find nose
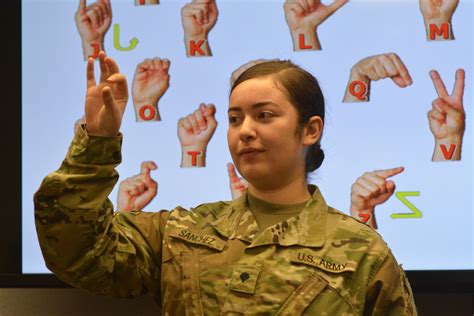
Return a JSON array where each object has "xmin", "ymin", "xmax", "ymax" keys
[{"xmin": 238, "ymin": 117, "xmax": 257, "ymax": 142}]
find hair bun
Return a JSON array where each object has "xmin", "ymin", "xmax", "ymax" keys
[{"xmin": 306, "ymin": 144, "xmax": 324, "ymax": 172}]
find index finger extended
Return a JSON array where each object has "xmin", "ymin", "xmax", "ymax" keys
[
  {"xmin": 227, "ymin": 163, "xmax": 240, "ymax": 183},
  {"xmin": 86, "ymin": 57, "xmax": 96, "ymax": 88},
  {"xmin": 429, "ymin": 70, "xmax": 449, "ymax": 98},
  {"xmin": 78, "ymin": 0, "xmax": 87, "ymax": 14},
  {"xmin": 374, "ymin": 166, "xmax": 404, "ymax": 179}
]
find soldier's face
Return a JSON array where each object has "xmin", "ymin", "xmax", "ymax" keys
[{"xmin": 227, "ymin": 76, "xmax": 307, "ymax": 189}]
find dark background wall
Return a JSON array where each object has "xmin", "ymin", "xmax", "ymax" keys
[{"xmin": 0, "ymin": 289, "xmax": 472, "ymax": 315}]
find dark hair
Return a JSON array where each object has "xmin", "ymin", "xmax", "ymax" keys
[{"xmin": 230, "ymin": 60, "xmax": 325, "ymax": 173}]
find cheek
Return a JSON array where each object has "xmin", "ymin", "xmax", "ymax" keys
[{"xmin": 227, "ymin": 129, "xmax": 237, "ymax": 153}]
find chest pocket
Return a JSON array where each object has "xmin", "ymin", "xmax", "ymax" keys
[
  {"xmin": 162, "ymin": 227, "xmax": 228, "ymax": 316},
  {"xmin": 286, "ymin": 250, "xmax": 358, "ymax": 314}
]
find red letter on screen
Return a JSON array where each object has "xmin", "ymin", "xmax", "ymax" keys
[
  {"xmin": 89, "ymin": 43, "xmax": 99, "ymax": 59},
  {"xmin": 298, "ymin": 34, "xmax": 312, "ymax": 50},
  {"xmin": 139, "ymin": 105, "xmax": 156, "ymax": 121},
  {"xmin": 440, "ymin": 144, "xmax": 456, "ymax": 160},
  {"xmin": 189, "ymin": 40, "xmax": 205, "ymax": 56},
  {"xmin": 429, "ymin": 23, "xmax": 450, "ymax": 40},
  {"xmin": 187, "ymin": 151, "xmax": 202, "ymax": 166},
  {"xmin": 349, "ymin": 80, "xmax": 367, "ymax": 101}
]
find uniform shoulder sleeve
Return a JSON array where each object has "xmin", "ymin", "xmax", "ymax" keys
[
  {"xmin": 364, "ymin": 250, "xmax": 418, "ymax": 316},
  {"xmin": 34, "ymin": 126, "xmax": 168, "ymax": 298}
]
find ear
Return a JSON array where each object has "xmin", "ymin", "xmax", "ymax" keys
[{"xmin": 302, "ymin": 116, "xmax": 323, "ymax": 146}]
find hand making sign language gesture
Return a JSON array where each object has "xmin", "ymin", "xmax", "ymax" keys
[
  {"xmin": 343, "ymin": 53, "xmax": 412, "ymax": 102},
  {"xmin": 75, "ymin": 0, "xmax": 112, "ymax": 60},
  {"xmin": 428, "ymin": 69, "xmax": 466, "ymax": 161},
  {"xmin": 350, "ymin": 167, "xmax": 405, "ymax": 229},
  {"xmin": 227, "ymin": 162, "xmax": 248, "ymax": 200},
  {"xmin": 419, "ymin": 0, "xmax": 459, "ymax": 40},
  {"xmin": 132, "ymin": 58, "xmax": 171, "ymax": 122},
  {"xmin": 84, "ymin": 51, "xmax": 128, "ymax": 137},
  {"xmin": 284, "ymin": 0, "xmax": 348, "ymax": 51},
  {"xmin": 178, "ymin": 103, "xmax": 218, "ymax": 167},
  {"xmin": 181, "ymin": 0, "xmax": 219, "ymax": 57},
  {"xmin": 117, "ymin": 161, "xmax": 158, "ymax": 212}
]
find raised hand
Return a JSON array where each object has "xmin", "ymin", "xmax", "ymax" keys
[
  {"xmin": 85, "ymin": 51, "xmax": 128, "ymax": 137},
  {"xmin": 178, "ymin": 103, "xmax": 218, "ymax": 167},
  {"xmin": 350, "ymin": 167, "xmax": 404, "ymax": 229},
  {"xmin": 117, "ymin": 161, "xmax": 158, "ymax": 212},
  {"xmin": 181, "ymin": 0, "xmax": 218, "ymax": 56},
  {"xmin": 132, "ymin": 58, "xmax": 171, "ymax": 122},
  {"xmin": 428, "ymin": 69, "xmax": 465, "ymax": 161},
  {"xmin": 227, "ymin": 162, "xmax": 248, "ymax": 200},
  {"xmin": 343, "ymin": 53, "xmax": 412, "ymax": 102},
  {"xmin": 75, "ymin": 0, "xmax": 112, "ymax": 59},
  {"xmin": 284, "ymin": 0, "xmax": 348, "ymax": 50}
]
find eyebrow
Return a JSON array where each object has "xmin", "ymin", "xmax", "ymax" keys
[{"xmin": 228, "ymin": 102, "xmax": 278, "ymax": 113}]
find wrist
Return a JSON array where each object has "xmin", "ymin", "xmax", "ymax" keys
[
  {"xmin": 290, "ymin": 27, "xmax": 320, "ymax": 51},
  {"xmin": 181, "ymin": 146, "xmax": 207, "ymax": 167},
  {"xmin": 134, "ymin": 101, "xmax": 161, "ymax": 122},
  {"xmin": 184, "ymin": 34, "xmax": 212, "ymax": 57},
  {"xmin": 432, "ymin": 136, "xmax": 463, "ymax": 161},
  {"xmin": 343, "ymin": 70, "xmax": 370, "ymax": 102},
  {"xmin": 423, "ymin": 19, "xmax": 454, "ymax": 40},
  {"xmin": 434, "ymin": 135, "xmax": 463, "ymax": 145},
  {"xmin": 82, "ymin": 39, "xmax": 104, "ymax": 60}
]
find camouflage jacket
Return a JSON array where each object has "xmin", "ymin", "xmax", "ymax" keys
[{"xmin": 34, "ymin": 128, "xmax": 417, "ymax": 315}]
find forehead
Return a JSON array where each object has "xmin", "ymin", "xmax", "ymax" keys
[{"xmin": 229, "ymin": 77, "xmax": 292, "ymax": 108}]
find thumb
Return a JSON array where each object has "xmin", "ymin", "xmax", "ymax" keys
[
  {"xmin": 327, "ymin": 0, "xmax": 348, "ymax": 16},
  {"xmin": 386, "ymin": 180, "xmax": 396, "ymax": 194},
  {"xmin": 107, "ymin": 73, "xmax": 129, "ymax": 101},
  {"xmin": 102, "ymin": 86, "xmax": 117, "ymax": 110}
]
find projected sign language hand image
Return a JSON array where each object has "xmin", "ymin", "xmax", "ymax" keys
[
  {"xmin": 284, "ymin": 0, "xmax": 348, "ymax": 51},
  {"xmin": 181, "ymin": 0, "xmax": 218, "ymax": 57},
  {"xmin": 117, "ymin": 161, "xmax": 158, "ymax": 212},
  {"xmin": 132, "ymin": 58, "xmax": 171, "ymax": 122},
  {"xmin": 227, "ymin": 162, "xmax": 248, "ymax": 200},
  {"xmin": 428, "ymin": 69, "xmax": 466, "ymax": 161},
  {"xmin": 23, "ymin": 0, "xmax": 473, "ymax": 277},
  {"xmin": 178, "ymin": 103, "xmax": 218, "ymax": 167},
  {"xmin": 75, "ymin": 0, "xmax": 112, "ymax": 60},
  {"xmin": 419, "ymin": 0, "xmax": 459, "ymax": 40},
  {"xmin": 350, "ymin": 167, "xmax": 405, "ymax": 230},
  {"xmin": 343, "ymin": 53, "xmax": 413, "ymax": 102}
]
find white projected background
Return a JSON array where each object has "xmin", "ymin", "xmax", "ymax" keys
[{"xmin": 23, "ymin": 0, "xmax": 473, "ymax": 273}]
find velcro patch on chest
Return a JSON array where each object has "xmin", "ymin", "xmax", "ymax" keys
[
  {"xmin": 290, "ymin": 251, "xmax": 357, "ymax": 274},
  {"xmin": 229, "ymin": 265, "xmax": 261, "ymax": 294},
  {"xmin": 169, "ymin": 228, "xmax": 226, "ymax": 251}
]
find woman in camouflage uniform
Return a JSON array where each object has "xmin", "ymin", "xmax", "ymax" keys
[{"xmin": 34, "ymin": 51, "xmax": 417, "ymax": 315}]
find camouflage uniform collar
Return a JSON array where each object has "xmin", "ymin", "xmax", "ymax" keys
[
  {"xmin": 209, "ymin": 189, "xmax": 250, "ymax": 239},
  {"xmin": 210, "ymin": 185, "xmax": 327, "ymax": 248}
]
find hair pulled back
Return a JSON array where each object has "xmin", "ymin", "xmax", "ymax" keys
[{"xmin": 230, "ymin": 60, "xmax": 325, "ymax": 173}]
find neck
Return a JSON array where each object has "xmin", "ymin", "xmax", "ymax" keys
[{"xmin": 247, "ymin": 175, "xmax": 311, "ymax": 204}]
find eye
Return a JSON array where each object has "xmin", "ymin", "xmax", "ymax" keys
[
  {"xmin": 258, "ymin": 111, "xmax": 274, "ymax": 120},
  {"xmin": 228, "ymin": 115, "xmax": 242, "ymax": 125}
]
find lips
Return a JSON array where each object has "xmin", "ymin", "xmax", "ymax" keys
[{"xmin": 238, "ymin": 147, "xmax": 265, "ymax": 156}]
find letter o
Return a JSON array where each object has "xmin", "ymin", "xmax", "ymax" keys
[{"xmin": 139, "ymin": 105, "xmax": 156, "ymax": 121}]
